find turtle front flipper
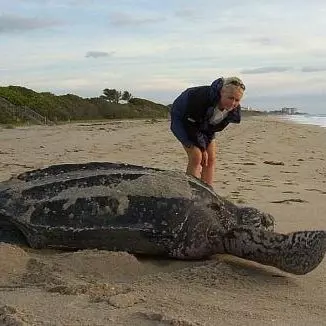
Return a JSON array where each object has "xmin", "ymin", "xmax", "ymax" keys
[{"xmin": 222, "ymin": 227, "xmax": 326, "ymax": 275}]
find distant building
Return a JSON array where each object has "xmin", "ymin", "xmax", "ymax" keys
[
  {"xmin": 281, "ymin": 107, "xmax": 297, "ymax": 115},
  {"xmin": 241, "ymin": 106, "xmax": 254, "ymax": 111}
]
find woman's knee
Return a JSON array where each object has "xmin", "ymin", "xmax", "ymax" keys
[
  {"xmin": 189, "ymin": 156, "xmax": 202, "ymax": 167},
  {"xmin": 186, "ymin": 148, "xmax": 202, "ymax": 167}
]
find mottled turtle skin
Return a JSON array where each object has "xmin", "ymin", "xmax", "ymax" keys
[{"xmin": 0, "ymin": 162, "xmax": 325, "ymax": 275}]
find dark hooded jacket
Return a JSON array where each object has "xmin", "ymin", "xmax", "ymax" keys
[{"xmin": 170, "ymin": 78, "xmax": 241, "ymax": 150}]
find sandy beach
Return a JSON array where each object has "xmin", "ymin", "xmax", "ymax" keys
[{"xmin": 0, "ymin": 116, "xmax": 325, "ymax": 326}]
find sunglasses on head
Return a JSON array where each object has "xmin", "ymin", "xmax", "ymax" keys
[{"xmin": 225, "ymin": 80, "xmax": 246, "ymax": 91}]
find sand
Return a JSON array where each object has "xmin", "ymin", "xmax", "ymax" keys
[{"xmin": 0, "ymin": 116, "xmax": 325, "ymax": 326}]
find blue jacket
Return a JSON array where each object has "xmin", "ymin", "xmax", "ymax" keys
[{"xmin": 170, "ymin": 78, "xmax": 241, "ymax": 150}]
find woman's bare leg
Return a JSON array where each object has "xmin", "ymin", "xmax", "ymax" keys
[
  {"xmin": 201, "ymin": 140, "xmax": 217, "ymax": 186},
  {"xmin": 183, "ymin": 145, "xmax": 203, "ymax": 179}
]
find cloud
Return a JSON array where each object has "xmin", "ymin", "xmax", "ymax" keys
[
  {"xmin": 241, "ymin": 66, "xmax": 293, "ymax": 74},
  {"xmin": 0, "ymin": 14, "xmax": 60, "ymax": 33},
  {"xmin": 301, "ymin": 66, "xmax": 326, "ymax": 72},
  {"xmin": 174, "ymin": 9, "xmax": 197, "ymax": 19},
  {"xmin": 85, "ymin": 51, "xmax": 114, "ymax": 58},
  {"xmin": 109, "ymin": 13, "xmax": 165, "ymax": 27},
  {"xmin": 248, "ymin": 37, "xmax": 276, "ymax": 46},
  {"xmin": 11, "ymin": 0, "xmax": 93, "ymax": 7}
]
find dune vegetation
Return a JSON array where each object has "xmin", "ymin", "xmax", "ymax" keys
[{"xmin": 0, "ymin": 86, "xmax": 170, "ymax": 125}]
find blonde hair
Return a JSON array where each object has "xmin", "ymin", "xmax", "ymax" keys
[{"xmin": 222, "ymin": 77, "xmax": 245, "ymax": 91}]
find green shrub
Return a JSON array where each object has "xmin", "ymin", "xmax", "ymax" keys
[{"xmin": 0, "ymin": 86, "xmax": 169, "ymax": 124}]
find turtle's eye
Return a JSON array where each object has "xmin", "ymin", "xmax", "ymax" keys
[{"xmin": 207, "ymin": 226, "xmax": 219, "ymax": 240}]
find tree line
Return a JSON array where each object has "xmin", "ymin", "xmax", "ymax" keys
[{"xmin": 101, "ymin": 89, "xmax": 133, "ymax": 104}]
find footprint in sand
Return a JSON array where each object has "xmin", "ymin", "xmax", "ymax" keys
[
  {"xmin": 270, "ymin": 198, "xmax": 308, "ymax": 204},
  {"xmin": 263, "ymin": 160, "xmax": 285, "ymax": 166},
  {"xmin": 283, "ymin": 181, "xmax": 299, "ymax": 186},
  {"xmin": 107, "ymin": 291, "xmax": 145, "ymax": 308},
  {"xmin": 282, "ymin": 191, "xmax": 300, "ymax": 194},
  {"xmin": 305, "ymin": 188, "xmax": 326, "ymax": 195},
  {"xmin": 134, "ymin": 311, "xmax": 199, "ymax": 326}
]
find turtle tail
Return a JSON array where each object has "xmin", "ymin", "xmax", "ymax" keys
[{"xmin": 222, "ymin": 227, "xmax": 326, "ymax": 275}]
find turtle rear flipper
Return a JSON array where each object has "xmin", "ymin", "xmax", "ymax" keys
[
  {"xmin": 223, "ymin": 227, "xmax": 326, "ymax": 275},
  {"xmin": 0, "ymin": 218, "xmax": 28, "ymax": 246}
]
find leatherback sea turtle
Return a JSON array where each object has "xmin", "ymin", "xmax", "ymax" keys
[{"xmin": 0, "ymin": 162, "xmax": 325, "ymax": 275}]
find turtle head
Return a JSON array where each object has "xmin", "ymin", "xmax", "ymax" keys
[
  {"xmin": 223, "ymin": 227, "xmax": 326, "ymax": 275},
  {"xmin": 238, "ymin": 206, "xmax": 275, "ymax": 231},
  {"xmin": 276, "ymin": 230, "xmax": 326, "ymax": 275}
]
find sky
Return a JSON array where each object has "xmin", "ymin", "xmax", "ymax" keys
[{"xmin": 1, "ymin": 0, "xmax": 326, "ymax": 114}]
